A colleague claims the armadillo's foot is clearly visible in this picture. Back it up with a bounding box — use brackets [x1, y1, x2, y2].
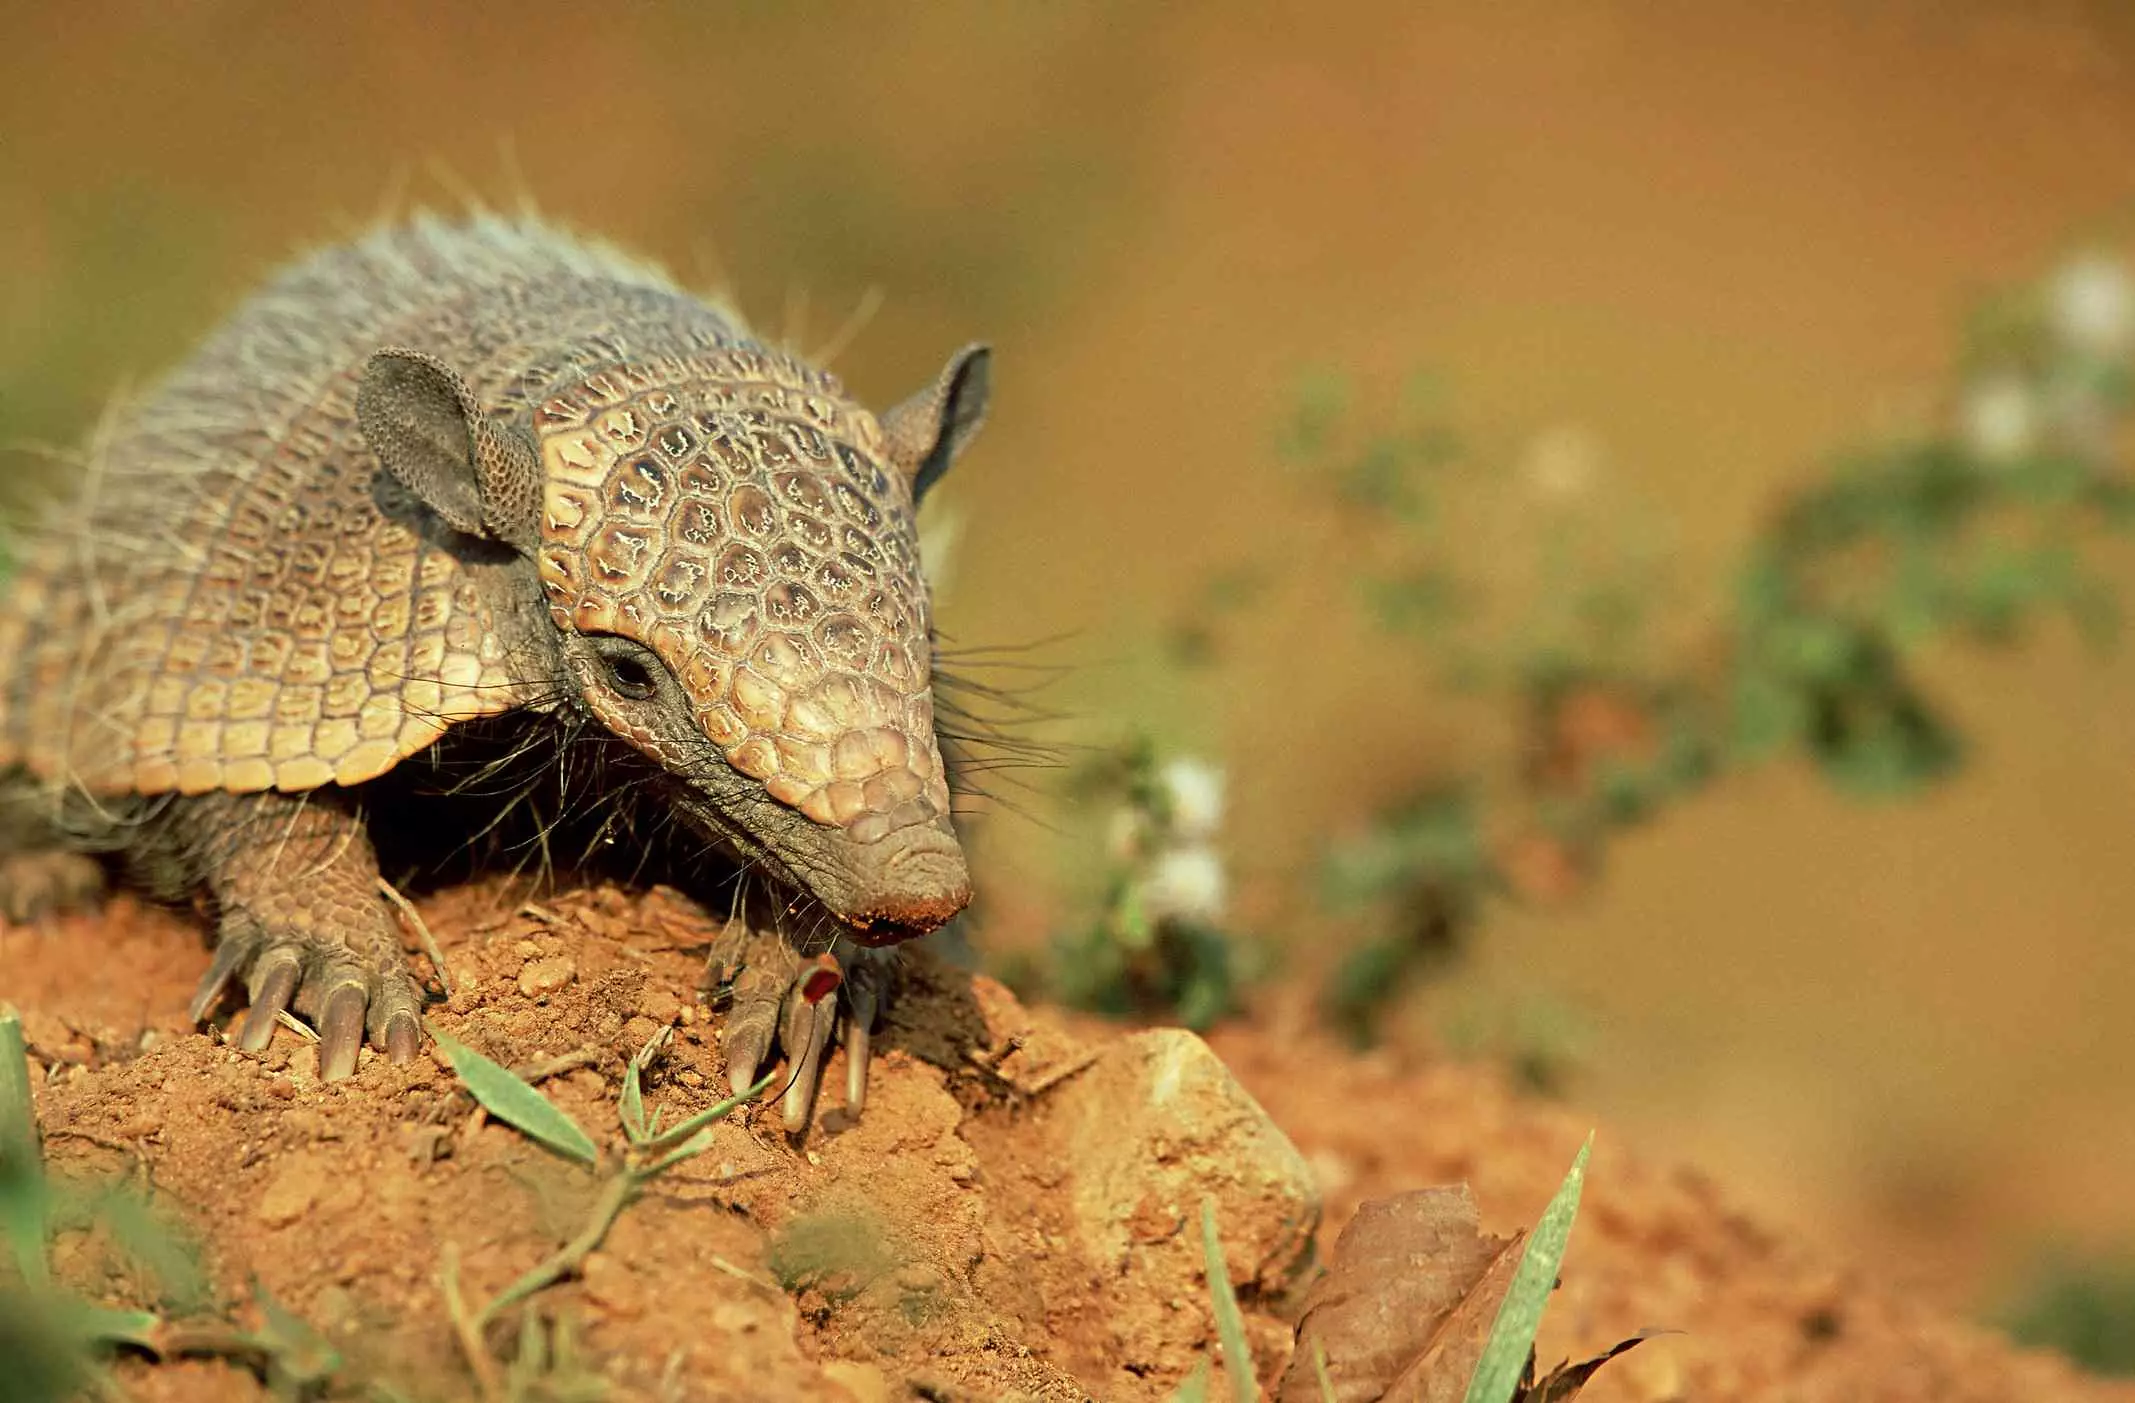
[175, 790, 423, 1082]
[188, 913, 426, 1083]
[705, 921, 897, 1132]
[0, 850, 108, 924]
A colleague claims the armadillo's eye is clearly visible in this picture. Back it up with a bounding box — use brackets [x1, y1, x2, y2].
[585, 634, 662, 702]
[603, 654, 657, 700]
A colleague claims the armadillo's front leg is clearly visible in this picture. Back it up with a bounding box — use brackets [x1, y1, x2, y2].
[176, 791, 424, 1081]
[706, 917, 894, 1132]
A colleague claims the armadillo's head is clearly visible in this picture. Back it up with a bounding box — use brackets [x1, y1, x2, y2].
[355, 341, 989, 944]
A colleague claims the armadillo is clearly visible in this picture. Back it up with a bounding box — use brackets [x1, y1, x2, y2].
[0, 215, 989, 1128]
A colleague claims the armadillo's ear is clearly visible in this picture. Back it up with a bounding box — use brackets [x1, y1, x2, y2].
[357, 348, 542, 554]
[879, 343, 991, 504]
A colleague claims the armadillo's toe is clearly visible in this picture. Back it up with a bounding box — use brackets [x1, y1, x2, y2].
[239, 955, 304, 1053]
[711, 920, 797, 1099]
[316, 983, 369, 1081]
[0, 850, 108, 925]
[842, 951, 891, 1116]
[777, 954, 844, 1132]
[704, 920, 898, 1130]
[189, 928, 259, 1023]
[384, 1009, 422, 1064]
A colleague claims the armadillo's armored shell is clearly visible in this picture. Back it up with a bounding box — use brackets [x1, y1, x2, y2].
[535, 349, 953, 839]
[0, 461, 523, 796]
[0, 217, 719, 799]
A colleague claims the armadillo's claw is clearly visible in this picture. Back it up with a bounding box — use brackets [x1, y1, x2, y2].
[317, 984, 368, 1082]
[384, 1010, 421, 1064]
[718, 932, 786, 1099]
[725, 1020, 771, 1102]
[779, 981, 838, 1133]
[844, 961, 885, 1115]
[188, 933, 255, 1024]
[239, 956, 302, 1053]
[706, 922, 901, 1131]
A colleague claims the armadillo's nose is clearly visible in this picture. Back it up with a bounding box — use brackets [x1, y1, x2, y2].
[843, 826, 972, 946]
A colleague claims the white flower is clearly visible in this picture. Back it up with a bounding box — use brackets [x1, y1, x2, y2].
[1959, 373, 2039, 464]
[2048, 252, 2135, 359]
[1158, 756, 1225, 840]
[1138, 844, 1227, 926]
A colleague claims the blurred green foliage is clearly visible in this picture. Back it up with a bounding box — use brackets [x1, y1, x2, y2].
[1291, 246, 2135, 1043]
[1027, 737, 1245, 1031]
[0, 189, 228, 522]
[1044, 244, 2135, 1068]
[1999, 1253, 2135, 1376]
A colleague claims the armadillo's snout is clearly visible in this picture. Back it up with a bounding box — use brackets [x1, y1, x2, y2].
[838, 824, 973, 947]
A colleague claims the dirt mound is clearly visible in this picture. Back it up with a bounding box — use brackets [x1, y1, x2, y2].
[4, 883, 2128, 1401]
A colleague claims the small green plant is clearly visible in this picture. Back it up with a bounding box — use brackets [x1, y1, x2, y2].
[2, 1007, 172, 1398]
[498, 1307, 609, 1403]
[765, 1208, 904, 1313]
[1040, 738, 1245, 1030]
[432, 1025, 770, 1337]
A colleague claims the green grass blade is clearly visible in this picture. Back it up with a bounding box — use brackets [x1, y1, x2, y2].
[1198, 1197, 1257, 1403]
[431, 1031, 598, 1167]
[620, 1026, 670, 1144]
[1464, 1133, 1594, 1403]
[620, 1057, 648, 1143]
[0, 1008, 51, 1287]
[1171, 1359, 1210, 1403]
[637, 1073, 774, 1162]
[1312, 1340, 1337, 1403]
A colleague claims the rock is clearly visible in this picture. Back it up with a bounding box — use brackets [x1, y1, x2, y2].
[638, 986, 682, 1024]
[1045, 1028, 1320, 1295]
[516, 955, 576, 999]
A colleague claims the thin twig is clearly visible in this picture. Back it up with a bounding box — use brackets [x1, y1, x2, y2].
[441, 1242, 504, 1403]
[706, 1254, 782, 1294]
[1019, 1048, 1103, 1098]
[510, 1049, 600, 1085]
[378, 878, 452, 998]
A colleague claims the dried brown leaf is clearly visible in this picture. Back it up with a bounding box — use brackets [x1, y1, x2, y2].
[1522, 1330, 1668, 1402]
[1382, 1226, 1526, 1403]
[1277, 1186, 1519, 1403]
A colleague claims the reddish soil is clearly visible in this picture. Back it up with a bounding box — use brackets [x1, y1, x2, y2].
[4, 883, 2129, 1403]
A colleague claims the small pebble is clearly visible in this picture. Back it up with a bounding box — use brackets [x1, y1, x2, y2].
[517, 955, 576, 999]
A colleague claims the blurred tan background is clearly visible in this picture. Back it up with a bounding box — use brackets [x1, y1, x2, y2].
[6, 0, 2135, 1314]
